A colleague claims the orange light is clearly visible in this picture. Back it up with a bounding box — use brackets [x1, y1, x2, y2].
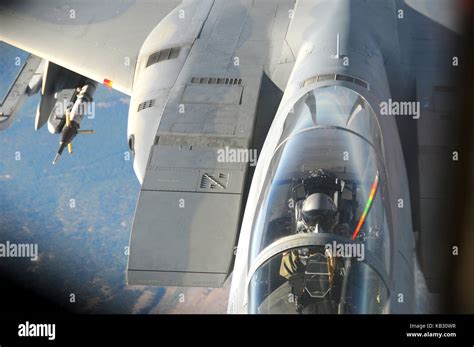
[103, 79, 113, 88]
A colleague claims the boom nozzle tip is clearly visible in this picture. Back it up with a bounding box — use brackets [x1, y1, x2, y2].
[52, 153, 61, 165]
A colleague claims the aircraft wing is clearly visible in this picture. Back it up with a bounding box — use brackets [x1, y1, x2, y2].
[127, 0, 295, 287]
[0, 0, 181, 95]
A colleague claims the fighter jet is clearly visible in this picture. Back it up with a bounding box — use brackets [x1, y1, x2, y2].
[0, 0, 461, 313]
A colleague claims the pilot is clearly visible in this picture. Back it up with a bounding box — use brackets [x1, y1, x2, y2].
[281, 193, 338, 279]
[300, 192, 338, 233]
[281, 169, 341, 277]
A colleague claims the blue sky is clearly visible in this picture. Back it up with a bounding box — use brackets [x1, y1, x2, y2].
[0, 42, 168, 313]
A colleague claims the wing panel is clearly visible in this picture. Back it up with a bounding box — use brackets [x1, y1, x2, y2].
[0, 0, 180, 95]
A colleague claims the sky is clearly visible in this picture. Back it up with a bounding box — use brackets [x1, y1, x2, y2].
[0, 42, 229, 314]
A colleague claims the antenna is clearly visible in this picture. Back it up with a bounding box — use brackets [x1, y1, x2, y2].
[334, 33, 341, 59]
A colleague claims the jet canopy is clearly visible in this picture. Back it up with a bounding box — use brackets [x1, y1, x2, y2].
[248, 86, 391, 314]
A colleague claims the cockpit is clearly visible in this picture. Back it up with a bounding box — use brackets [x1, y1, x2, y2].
[247, 86, 391, 314]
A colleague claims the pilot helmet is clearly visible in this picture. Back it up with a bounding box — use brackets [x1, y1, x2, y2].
[301, 193, 337, 230]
